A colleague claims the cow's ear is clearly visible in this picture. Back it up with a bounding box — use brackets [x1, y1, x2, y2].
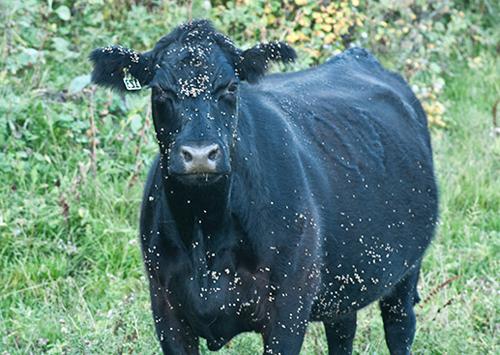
[89, 46, 156, 92]
[236, 41, 297, 83]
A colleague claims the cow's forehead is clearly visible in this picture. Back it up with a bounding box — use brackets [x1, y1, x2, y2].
[153, 41, 236, 99]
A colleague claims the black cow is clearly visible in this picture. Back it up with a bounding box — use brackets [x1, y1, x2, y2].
[90, 20, 438, 355]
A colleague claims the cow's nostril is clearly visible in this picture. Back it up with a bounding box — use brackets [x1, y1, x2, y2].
[208, 147, 219, 161]
[181, 149, 193, 162]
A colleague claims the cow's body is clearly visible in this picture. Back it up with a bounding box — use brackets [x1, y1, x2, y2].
[138, 47, 438, 353]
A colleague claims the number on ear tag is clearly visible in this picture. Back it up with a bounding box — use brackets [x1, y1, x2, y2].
[123, 68, 142, 91]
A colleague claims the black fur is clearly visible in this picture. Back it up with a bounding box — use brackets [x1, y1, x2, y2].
[91, 20, 438, 355]
[236, 41, 297, 83]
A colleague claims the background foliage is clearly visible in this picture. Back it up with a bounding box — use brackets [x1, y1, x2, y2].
[0, 0, 498, 354]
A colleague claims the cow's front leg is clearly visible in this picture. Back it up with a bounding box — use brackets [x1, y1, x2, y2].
[261, 288, 314, 355]
[149, 283, 199, 355]
[262, 315, 308, 354]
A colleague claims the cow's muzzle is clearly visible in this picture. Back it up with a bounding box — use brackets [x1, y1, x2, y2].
[168, 141, 230, 185]
[180, 143, 221, 174]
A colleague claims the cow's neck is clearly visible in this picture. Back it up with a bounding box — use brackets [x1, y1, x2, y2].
[163, 173, 230, 232]
[160, 110, 265, 268]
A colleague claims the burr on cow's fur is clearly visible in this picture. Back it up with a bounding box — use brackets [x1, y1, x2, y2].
[90, 20, 438, 355]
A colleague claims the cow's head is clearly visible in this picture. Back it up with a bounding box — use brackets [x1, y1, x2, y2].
[90, 20, 296, 186]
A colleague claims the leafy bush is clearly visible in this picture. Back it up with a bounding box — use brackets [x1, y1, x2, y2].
[2, 0, 496, 128]
[359, 0, 498, 126]
[211, 0, 498, 127]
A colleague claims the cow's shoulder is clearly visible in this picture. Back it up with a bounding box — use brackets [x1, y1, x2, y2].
[325, 48, 427, 126]
[326, 47, 381, 68]
[325, 47, 417, 102]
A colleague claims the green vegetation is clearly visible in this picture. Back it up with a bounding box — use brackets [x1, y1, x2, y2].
[0, 0, 498, 353]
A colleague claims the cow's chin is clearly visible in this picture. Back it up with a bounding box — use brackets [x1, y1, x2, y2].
[171, 172, 227, 186]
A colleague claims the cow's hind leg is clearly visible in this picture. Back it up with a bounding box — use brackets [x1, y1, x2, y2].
[379, 268, 420, 355]
[324, 312, 357, 355]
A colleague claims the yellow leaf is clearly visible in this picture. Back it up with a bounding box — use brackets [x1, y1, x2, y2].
[315, 30, 325, 38]
[298, 32, 309, 41]
[286, 33, 300, 43]
[324, 33, 336, 44]
[298, 18, 311, 27]
[322, 24, 332, 32]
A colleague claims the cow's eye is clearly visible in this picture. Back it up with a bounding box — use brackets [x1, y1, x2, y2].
[216, 82, 238, 101]
[226, 82, 237, 95]
[153, 87, 177, 103]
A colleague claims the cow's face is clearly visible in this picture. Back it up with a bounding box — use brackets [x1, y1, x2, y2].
[149, 41, 238, 186]
[90, 20, 295, 186]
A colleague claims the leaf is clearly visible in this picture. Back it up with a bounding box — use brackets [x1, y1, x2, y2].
[15, 48, 43, 70]
[429, 62, 442, 74]
[52, 37, 70, 53]
[129, 114, 143, 134]
[55, 5, 71, 21]
[68, 74, 91, 95]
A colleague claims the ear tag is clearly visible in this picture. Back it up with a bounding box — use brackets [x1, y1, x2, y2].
[123, 67, 142, 91]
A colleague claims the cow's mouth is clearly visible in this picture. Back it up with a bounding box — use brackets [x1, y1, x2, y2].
[172, 172, 226, 186]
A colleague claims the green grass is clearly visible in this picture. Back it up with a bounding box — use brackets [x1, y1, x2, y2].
[1, 1, 498, 354]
